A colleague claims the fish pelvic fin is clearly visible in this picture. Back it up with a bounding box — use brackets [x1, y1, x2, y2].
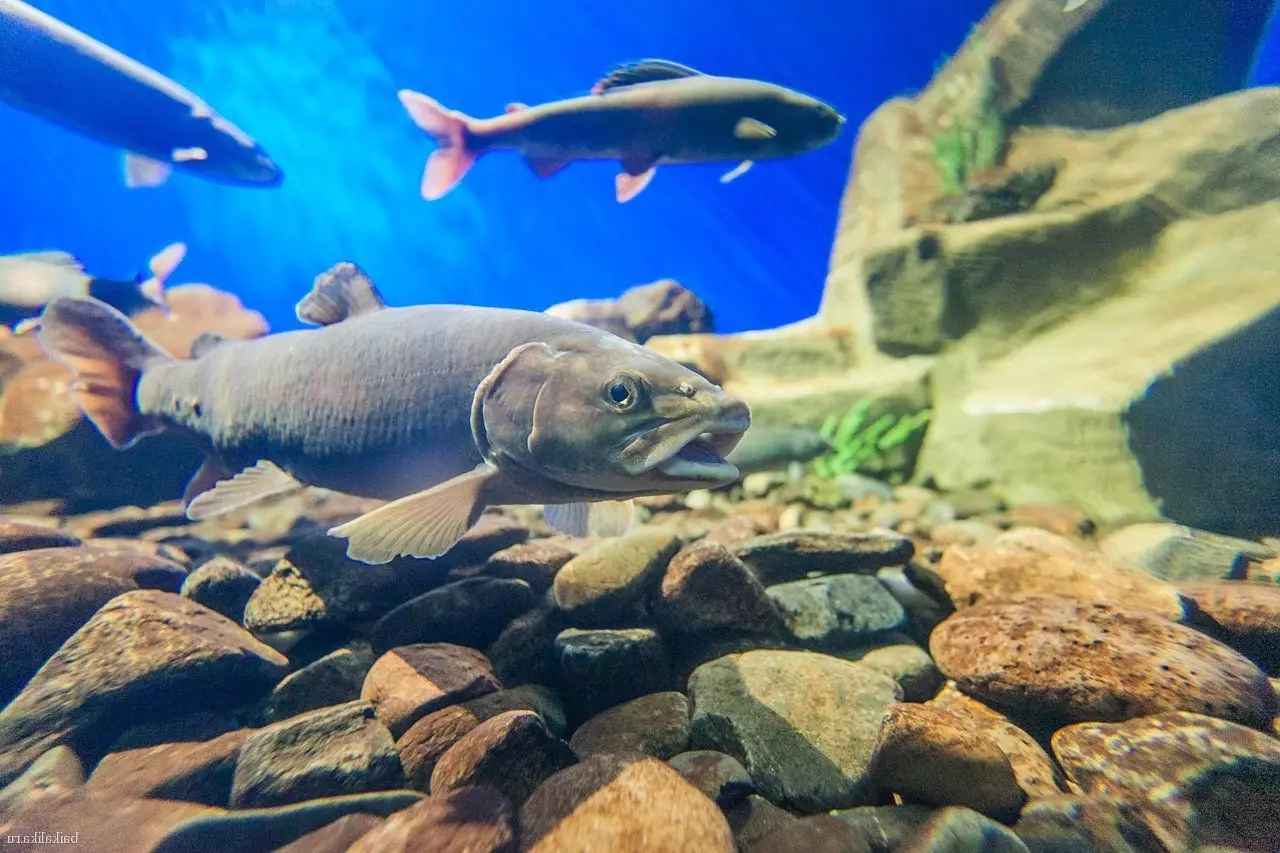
[397, 89, 477, 201]
[34, 297, 172, 449]
[329, 464, 496, 564]
[543, 499, 637, 538]
[123, 152, 172, 189]
[616, 167, 656, 203]
[296, 262, 388, 326]
[186, 459, 304, 521]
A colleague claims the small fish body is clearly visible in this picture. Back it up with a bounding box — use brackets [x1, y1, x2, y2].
[0, 241, 185, 326]
[35, 263, 752, 565]
[723, 426, 834, 476]
[0, 0, 282, 188]
[398, 58, 845, 203]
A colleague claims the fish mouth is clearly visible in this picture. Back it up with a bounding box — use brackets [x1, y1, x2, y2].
[649, 406, 751, 484]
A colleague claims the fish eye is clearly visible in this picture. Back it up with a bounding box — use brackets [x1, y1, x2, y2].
[604, 375, 638, 410]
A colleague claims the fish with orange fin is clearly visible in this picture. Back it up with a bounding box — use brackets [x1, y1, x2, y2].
[397, 59, 845, 203]
[33, 262, 752, 565]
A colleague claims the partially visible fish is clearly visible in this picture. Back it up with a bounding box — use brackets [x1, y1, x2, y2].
[397, 58, 845, 203]
[0, 0, 282, 188]
[0, 242, 185, 326]
[724, 426, 834, 476]
[34, 262, 752, 565]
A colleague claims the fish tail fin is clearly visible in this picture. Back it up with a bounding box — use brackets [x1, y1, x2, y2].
[34, 297, 171, 449]
[397, 89, 478, 200]
[138, 241, 187, 308]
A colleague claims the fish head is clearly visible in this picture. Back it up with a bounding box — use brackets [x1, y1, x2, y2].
[474, 334, 752, 494]
[784, 93, 845, 150]
[179, 107, 284, 186]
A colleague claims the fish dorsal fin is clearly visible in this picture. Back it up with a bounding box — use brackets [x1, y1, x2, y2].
[13, 251, 85, 273]
[296, 262, 388, 326]
[185, 459, 304, 520]
[189, 332, 229, 359]
[591, 59, 703, 95]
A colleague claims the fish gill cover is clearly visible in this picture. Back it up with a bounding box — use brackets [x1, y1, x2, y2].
[0, 0, 994, 333]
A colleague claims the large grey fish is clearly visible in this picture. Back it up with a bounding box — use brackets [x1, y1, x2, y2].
[0, 0, 282, 188]
[398, 58, 845, 203]
[34, 263, 752, 564]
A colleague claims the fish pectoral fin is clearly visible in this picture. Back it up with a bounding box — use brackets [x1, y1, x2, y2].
[182, 457, 230, 507]
[328, 464, 495, 564]
[543, 500, 637, 538]
[734, 118, 777, 140]
[592, 59, 703, 95]
[295, 261, 389, 326]
[123, 152, 173, 188]
[616, 160, 657, 203]
[185, 459, 303, 521]
[171, 147, 208, 163]
[523, 155, 570, 180]
[720, 160, 754, 184]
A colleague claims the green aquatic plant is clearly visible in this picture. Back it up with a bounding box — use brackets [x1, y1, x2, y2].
[811, 399, 932, 482]
[927, 36, 1005, 196]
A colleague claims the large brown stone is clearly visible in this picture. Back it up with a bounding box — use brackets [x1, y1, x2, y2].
[930, 594, 1277, 728]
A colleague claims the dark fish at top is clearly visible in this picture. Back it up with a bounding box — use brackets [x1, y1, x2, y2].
[0, 0, 282, 189]
[398, 58, 845, 203]
[34, 263, 752, 565]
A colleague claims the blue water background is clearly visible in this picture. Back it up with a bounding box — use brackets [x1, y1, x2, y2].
[0, 0, 1272, 334]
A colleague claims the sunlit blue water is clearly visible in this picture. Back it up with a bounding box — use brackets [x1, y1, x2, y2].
[0, 0, 998, 334]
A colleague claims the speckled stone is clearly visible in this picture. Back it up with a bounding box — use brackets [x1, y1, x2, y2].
[765, 574, 906, 647]
[180, 556, 261, 622]
[0, 543, 189, 703]
[898, 806, 1029, 852]
[262, 642, 376, 723]
[839, 636, 943, 702]
[0, 590, 287, 787]
[728, 530, 914, 585]
[688, 649, 902, 812]
[934, 528, 1187, 621]
[1, 792, 221, 852]
[87, 727, 249, 806]
[928, 682, 1065, 798]
[273, 813, 386, 853]
[474, 539, 580, 593]
[371, 577, 537, 651]
[868, 703, 1025, 820]
[486, 604, 567, 688]
[0, 746, 84, 820]
[347, 786, 517, 853]
[555, 628, 674, 720]
[0, 518, 80, 554]
[829, 805, 934, 852]
[654, 541, 787, 636]
[724, 794, 797, 850]
[930, 594, 1277, 728]
[242, 535, 441, 634]
[1051, 711, 1280, 852]
[361, 643, 501, 738]
[1100, 522, 1272, 582]
[395, 684, 565, 790]
[231, 700, 403, 808]
[552, 528, 681, 627]
[1178, 580, 1280, 673]
[431, 710, 576, 806]
[568, 692, 691, 760]
[1013, 795, 1166, 853]
[748, 814, 873, 853]
[520, 755, 735, 852]
[667, 750, 754, 808]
